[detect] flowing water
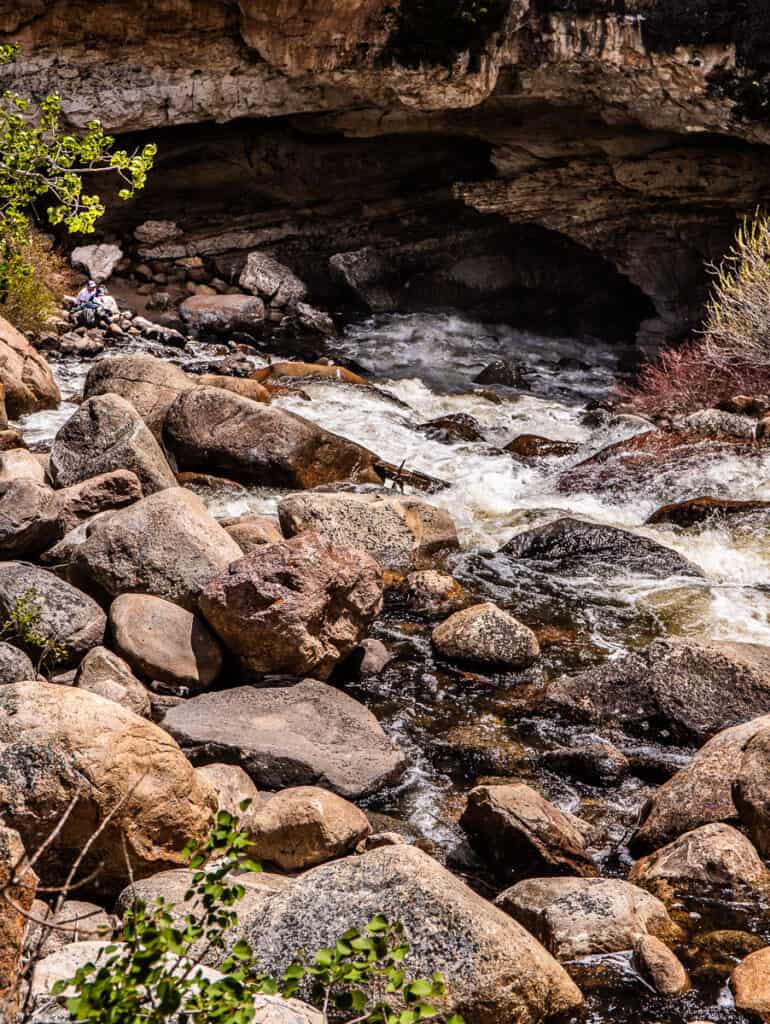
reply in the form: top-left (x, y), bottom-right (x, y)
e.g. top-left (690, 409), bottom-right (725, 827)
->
top-left (20, 311), bottom-right (770, 1023)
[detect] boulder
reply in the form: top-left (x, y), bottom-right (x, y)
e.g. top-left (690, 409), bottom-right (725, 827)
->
top-left (70, 243), bottom-right (122, 282)
top-left (54, 470), bottom-right (144, 535)
top-left (50, 394), bottom-right (177, 496)
top-left (629, 823), bottom-right (769, 897)
top-left (680, 408), bottom-right (757, 439)
top-left (239, 252), bottom-right (307, 308)
top-left (731, 947), bottom-right (770, 1022)
top-left (733, 725), bottom-right (770, 857)
top-left (495, 876), bottom-right (678, 961)
top-left (646, 496), bottom-right (770, 527)
top-left (74, 488), bottom-right (242, 611)
top-left (24, 899), bottom-right (115, 958)
top-left (505, 435), bottom-right (580, 459)
top-left (0, 448), bottom-right (45, 484)
top-left (500, 517), bottom-right (703, 579)
top-left (247, 787), bottom-right (371, 870)
top-left (545, 638), bottom-right (770, 745)
top-left (632, 715), bottom-right (770, 854)
top-left (196, 374), bottom-right (270, 403)
top-left (0, 641), bottom-right (35, 684)
top-left (687, 930), bottom-right (766, 983)
top-left (329, 248), bottom-right (397, 312)
top-left (179, 294), bottom-right (266, 336)
top-left (0, 682), bottom-right (216, 895)
top-left (295, 302), bottom-right (335, 336)
top-left (0, 480), bottom-right (61, 558)
top-left (198, 532), bottom-right (382, 680)
top-left (473, 359), bottom-right (529, 388)
top-left (0, 315), bottom-right (60, 417)
top-left (134, 220), bottom-right (181, 246)
top-left (0, 562), bottom-right (106, 664)
top-left (74, 646), bottom-right (151, 718)
top-left (241, 845), bottom-right (583, 1024)
top-left (0, 825), bottom-right (37, 1018)
top-left (162, 680), bottom-right (407, 800)
top-left (277, 492), bottom-right (459, 572)
top-left (220, 513), bottom-right (283, 553)
top-left (419, 413), bottom-right (485, 443)
top-left (432, 602), bottom-right (539, 670)
top-left (400, 570), bottom-right (469, 618)
top-left (252, 361), bottom-right (368, 386)
top-left (109, 593), bottom-right (223, 693)
top-left (165, 386), bottom-right (382, 488)
top-left (195, 763), bottom-right (263, 821)
top-left (84, 355), bottom-right (193, 438)
top-left (460, 783), bottom-right (596, 882)
top-left (633, 934), bottom-right (690, 997)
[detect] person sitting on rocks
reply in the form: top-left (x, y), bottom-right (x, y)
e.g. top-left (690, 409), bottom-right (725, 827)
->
top-left (75, 279), bottom-right (98, 304)
top-left (95, 285), bottom-right (119, 318)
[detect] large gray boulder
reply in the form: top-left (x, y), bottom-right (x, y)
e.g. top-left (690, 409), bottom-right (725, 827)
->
top-left (0, 682), bottom-right (216, 895)
top-left (495, 876), bottom-right (679, 961)
top-left (74, 488), bottom-right (242, 611)
top-left (84, 355), bottom-right (193, 438)
top-left (240, 845), bottom-right (583, 1024)
top-left (71, 243), bottom-right (122, 282)
top-left (545, 638), bottom-right (770, 745)
top-left (179, 294), bottom-right (265, 336)
top-left (50, 394), bottom-right (176, 495)
top-left (500, 516), bottom-right (703, 579)
top-left (0, 480), bottom-right (60, 557)
top-left (162, 680), bottom-right (407, 800)
top-left (0, 641), bottom-right (35, 684)
top-left (198, 532), bottom-right (382, 680)
top-left (164, 386), bottom-right (382, 489)
top-left (278, 491), bottom-right (459, 572)
top-left (0, 562), bottom-right (106, 665)
top-left (239, 252), bottom-right (307, 308)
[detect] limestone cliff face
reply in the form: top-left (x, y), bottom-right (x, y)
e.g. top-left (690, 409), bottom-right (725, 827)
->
top-left (3, 0), bottom-right (770, 344)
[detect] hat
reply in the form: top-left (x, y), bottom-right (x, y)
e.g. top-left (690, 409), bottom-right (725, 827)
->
top-left (88, 280), bottom-right (96, 288)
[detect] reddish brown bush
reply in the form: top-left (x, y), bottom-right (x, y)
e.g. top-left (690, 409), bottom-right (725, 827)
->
top-left (617, 340), bottom-right (770, 417)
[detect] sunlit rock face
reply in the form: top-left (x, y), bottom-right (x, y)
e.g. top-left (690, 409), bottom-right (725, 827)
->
top-left (4, 0), bottom-right (770, 344)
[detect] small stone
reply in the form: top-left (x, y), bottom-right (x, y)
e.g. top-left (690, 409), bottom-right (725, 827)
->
top-left (432, 602), bottom-right (539, 670)
top-left (634, 934), bottom-right (689, 996)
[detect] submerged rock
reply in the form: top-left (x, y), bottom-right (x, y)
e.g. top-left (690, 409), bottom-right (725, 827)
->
top-left (431, 602), bottom-right (540, 669)
top-left (505, 434), bottom-right (580, 459)
top-left (278, 491), bottom-right (459, 572)
top-left (418, 413), bottom-right (486, 443)
top-left (162, 680), bottom-right (407, 799)
top-left (473, 359), bottom-right (529, 388)
top-left (496, 876), bottom-right (679, 961)
top-left (240, 845), bottom-right (583, 1024)
top-left (460, 783), bottom-right (597, 882)
top-left (500, 516), bottom-right (703, 579)
top-left (646, 495), bottom-right (770, 527)
top-left (199, 532), bottom-right (382, 680)
top-left (545, 638), bottom-right (770, 745)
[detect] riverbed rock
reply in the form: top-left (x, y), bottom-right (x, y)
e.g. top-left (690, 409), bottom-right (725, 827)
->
top-left (253, 361), bottom-right (367, 385)
top-left (419, 413), bottom-right (486, 443)
top-left (55, 470), bottom-right (144, 534)
top-left (500, 516), bottom-right (703, 579)
top-left (0, 562), bottom-right (106, 664)
top-left (505, 434), bottom-right (580, 459)
top-left (0, 480), bottom-right (60, 557)
top-left (239, 252), bottom-right (308, 308)
top-left (733, 725), bottom-right (770, 857)
top-left (0, 315), bottom-right (60, 417)
top-left (496, 876), bottom-right (678, 960)
top-left (686, 930), bottom-right (767, 983)
top-left (74, 488), bottom-right (242, 611)
top-left (0, 448), bottom-right (45, 484)
top-left (538, 741), bottom-right (630, 785)
top-left (162, 680), bottom-right (407, 799)
top-left (179, 294), bottom-right (266, 336)
top-left (629, 823), bottom-right (769, 899)
top-left (0, 641), bottom-right (35, 684)
top-left (241, 844), bottom-right (583, 1024)
top-left (50, 394), bottom-right (177, 496)
top-left (220, 513), bottom-right (283, 552)
top-left (634, 934), bottom-right (690, 997)
top-left (195, 763), bottom-right (263, 821)
top-left (329, 248), bottom-right (397, 312)
top-left (432, 602), bottom-right (540, 670)
top-left (460, 783), bottom-right (596, 882)
top-left (277, 491), bottom-right (459, 572)
top-left (165, 386), bottom-right (382, 488)
top-left (71, 243), bottom-right (123, 282)
top-left (400, 569), bottom-right (469, 617)
top-left (731, 947), bottom-right (770, 1022)
top-left (246, 786), bottom-right (371, 870)
top-left (0, 681), bottom-right (216, 895)
top-left (84, 354), bottom-right (193, 438)
top-left (632, 715), bottom-right (770, 854)
top-left (545, 638), bottom-right (770, 745)
top-left (109, 593), bottom-right (223, 693)
top-left (196, 374), bottom-right (271, 403)
top-left (646, 496), bottom-right (770, 527)
top-left (74, 645), bottom-right (151, 717)
top-left (198, 532), bottom-right (382, 679)
top-left (680, 408), bottom-right (757, 439)
top-left (0, 824), bottom-right (37, 1018)
top-left (473, 359), bottom-right (529, 388)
